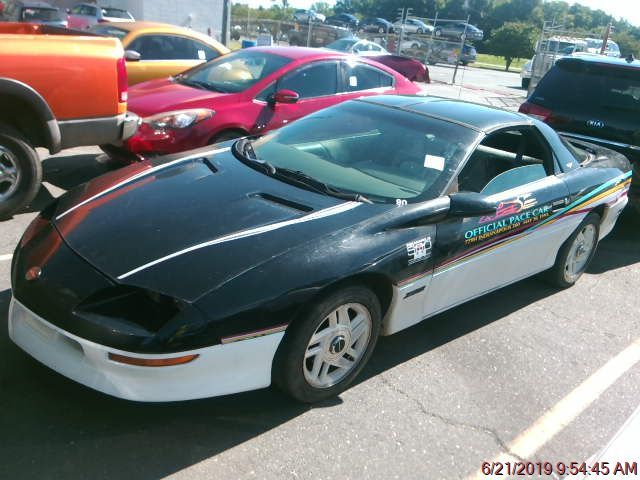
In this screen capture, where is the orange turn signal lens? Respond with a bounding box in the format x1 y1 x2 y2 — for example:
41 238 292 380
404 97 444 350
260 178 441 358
108 352 199 367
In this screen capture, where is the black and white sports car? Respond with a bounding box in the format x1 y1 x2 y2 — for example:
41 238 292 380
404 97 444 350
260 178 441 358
9 96 631 403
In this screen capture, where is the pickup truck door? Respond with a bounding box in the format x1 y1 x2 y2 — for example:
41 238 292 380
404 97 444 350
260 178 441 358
423 127 574 317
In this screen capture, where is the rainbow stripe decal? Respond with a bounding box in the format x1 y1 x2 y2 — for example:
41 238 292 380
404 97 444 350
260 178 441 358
398 171 631 286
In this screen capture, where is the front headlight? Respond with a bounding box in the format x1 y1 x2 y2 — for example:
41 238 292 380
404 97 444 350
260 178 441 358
145 109 215 130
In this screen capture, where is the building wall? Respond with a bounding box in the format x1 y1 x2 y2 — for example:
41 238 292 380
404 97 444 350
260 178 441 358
48 0 224 40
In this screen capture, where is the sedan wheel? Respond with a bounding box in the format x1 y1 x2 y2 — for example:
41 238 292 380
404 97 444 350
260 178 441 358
0 146 20 202
378 26 385 34
274 285 381 403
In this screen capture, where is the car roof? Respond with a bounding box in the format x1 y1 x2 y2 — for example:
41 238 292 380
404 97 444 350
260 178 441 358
357 95 531 132
557 54 640 69
20 1 56 8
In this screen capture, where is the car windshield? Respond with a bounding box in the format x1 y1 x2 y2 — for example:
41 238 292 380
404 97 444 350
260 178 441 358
245 101 478 203
21 7 61 21
533 62 640 112
326 38 357 52
176 50 291 94
102 8 131 19
88 24 129 39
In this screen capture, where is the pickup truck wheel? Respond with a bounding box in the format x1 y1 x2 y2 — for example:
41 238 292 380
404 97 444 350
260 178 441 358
0 127 42 220
273 285 381 403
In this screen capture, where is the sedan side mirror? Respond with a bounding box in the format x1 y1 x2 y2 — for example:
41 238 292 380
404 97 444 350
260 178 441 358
448 192 496 218
124 50 141 61
270 89 300 104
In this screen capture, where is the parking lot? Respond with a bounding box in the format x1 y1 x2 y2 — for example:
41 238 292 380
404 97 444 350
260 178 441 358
1 143 639 478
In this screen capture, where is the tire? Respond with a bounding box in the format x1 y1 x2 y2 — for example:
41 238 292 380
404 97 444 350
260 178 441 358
417 28 423 34
209 129 246 144
546 212 601 288
461 61 469 66
0 126 42 220
378 27 384 34
434 28 442 37
521 78 530 90
274 285 381 403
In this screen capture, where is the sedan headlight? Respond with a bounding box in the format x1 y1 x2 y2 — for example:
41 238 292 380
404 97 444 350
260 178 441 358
145 109 214 130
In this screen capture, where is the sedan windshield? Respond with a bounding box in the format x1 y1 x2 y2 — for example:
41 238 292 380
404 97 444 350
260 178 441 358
176 50 292 94
326 38 357 52
247 101 478 203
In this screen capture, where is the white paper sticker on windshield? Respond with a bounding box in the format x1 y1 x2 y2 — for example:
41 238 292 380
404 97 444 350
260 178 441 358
424 154 445 171
197 49 206 60
349 76 358 87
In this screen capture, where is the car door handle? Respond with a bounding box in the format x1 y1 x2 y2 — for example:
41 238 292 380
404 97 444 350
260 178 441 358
550 198 570 212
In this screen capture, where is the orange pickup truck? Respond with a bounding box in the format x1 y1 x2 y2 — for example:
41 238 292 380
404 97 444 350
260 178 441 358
0 23 139 218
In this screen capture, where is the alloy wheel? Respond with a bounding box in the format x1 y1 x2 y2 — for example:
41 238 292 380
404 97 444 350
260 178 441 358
303 302 372 388
0 145 20 201
564 224 597 283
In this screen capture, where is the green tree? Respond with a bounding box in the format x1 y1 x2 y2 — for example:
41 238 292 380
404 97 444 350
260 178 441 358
615 31 640 57
485 21 536 70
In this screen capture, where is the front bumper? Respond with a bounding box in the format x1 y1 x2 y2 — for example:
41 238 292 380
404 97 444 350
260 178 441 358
9 297 284 402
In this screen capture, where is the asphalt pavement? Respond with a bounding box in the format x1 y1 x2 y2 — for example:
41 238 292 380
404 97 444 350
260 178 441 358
1 84 639 479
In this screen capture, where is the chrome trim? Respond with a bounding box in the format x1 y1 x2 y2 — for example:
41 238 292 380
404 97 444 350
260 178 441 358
559 132 640 151
221 324 288 344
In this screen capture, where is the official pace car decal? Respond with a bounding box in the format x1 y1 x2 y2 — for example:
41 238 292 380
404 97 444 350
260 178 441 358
463 193 551 246
398 171 632 286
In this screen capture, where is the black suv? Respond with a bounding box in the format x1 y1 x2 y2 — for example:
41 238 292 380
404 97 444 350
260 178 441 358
326 13 359 30
520 55 640 212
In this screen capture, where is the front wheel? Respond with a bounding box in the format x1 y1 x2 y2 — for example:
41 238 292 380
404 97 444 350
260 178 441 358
0 126 42 220
521 78 530 90
546 213 600 288
434 28 442 37
378 26 385 34
274 285 381 403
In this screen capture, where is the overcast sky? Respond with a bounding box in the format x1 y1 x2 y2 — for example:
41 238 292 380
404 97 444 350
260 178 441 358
240 0 640 27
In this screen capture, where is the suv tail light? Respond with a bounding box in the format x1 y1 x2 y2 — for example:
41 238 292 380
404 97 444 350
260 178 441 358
116 56 128 103
519 101 552 122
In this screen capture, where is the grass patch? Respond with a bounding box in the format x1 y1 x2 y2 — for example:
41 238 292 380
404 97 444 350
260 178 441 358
475 54 527 71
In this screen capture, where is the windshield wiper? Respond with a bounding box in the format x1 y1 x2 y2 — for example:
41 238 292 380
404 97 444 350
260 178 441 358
272 167 372 203
176 78 225 92
234 138 276 174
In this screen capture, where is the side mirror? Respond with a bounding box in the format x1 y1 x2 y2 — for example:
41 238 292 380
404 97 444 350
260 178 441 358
448 192 496 218
124 50 141 61
270 89 299 104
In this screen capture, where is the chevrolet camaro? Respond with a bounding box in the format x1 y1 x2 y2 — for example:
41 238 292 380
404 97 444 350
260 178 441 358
9 96 631 403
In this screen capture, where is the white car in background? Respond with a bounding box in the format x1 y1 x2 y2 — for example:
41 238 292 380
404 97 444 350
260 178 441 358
293 9 325 23
586 38 621 57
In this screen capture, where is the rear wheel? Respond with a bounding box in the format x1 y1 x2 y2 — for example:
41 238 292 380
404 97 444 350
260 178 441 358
521 78 530 90
274 285 381 403
0 126 42 220
434 28 442 37
546 213 600 288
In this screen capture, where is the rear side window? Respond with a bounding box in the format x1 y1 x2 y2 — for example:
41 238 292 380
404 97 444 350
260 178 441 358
342 63 393 92
129 35 217 61
279 62 338 98
533 62 640 112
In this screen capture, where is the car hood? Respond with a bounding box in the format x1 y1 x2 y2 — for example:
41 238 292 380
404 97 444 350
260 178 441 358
128 78 232 117
52 146 376 302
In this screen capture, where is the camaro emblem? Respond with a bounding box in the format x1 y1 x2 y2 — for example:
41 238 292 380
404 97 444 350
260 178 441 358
586 119 605 129
25 266 42 281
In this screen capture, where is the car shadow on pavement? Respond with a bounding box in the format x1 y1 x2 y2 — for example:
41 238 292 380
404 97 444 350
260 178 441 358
588 209 640 274
20 153 118 214
0 210 636 479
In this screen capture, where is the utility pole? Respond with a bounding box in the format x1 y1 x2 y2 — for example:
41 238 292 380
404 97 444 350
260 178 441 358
452 15 470 84
600 21 612 55
396 7 412 55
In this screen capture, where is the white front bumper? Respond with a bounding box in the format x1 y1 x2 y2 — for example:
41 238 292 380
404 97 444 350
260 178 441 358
8 298 284 402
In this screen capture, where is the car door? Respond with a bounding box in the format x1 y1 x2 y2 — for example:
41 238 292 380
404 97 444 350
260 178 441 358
125 34 220 85
256 61 340 132
422 126 573 317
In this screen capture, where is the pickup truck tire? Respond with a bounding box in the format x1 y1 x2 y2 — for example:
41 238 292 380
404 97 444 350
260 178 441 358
0 126 42 220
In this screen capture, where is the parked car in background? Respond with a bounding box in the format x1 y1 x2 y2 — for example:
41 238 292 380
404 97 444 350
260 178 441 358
434 22 483 41
10 96 630 403
326 38 430 82
288 23 350 47
520 55 640 212
359 17 394 34
67 3 133 30
393 18 432 35
104 47 420 159
3 1 67 27
325 13 358 30
89 21 229 85
423 42 476 66
292 9 325 24
0 22 137 218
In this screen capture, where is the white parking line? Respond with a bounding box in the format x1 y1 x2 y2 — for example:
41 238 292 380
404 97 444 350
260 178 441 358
468 337 640 479
0 254 12 262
